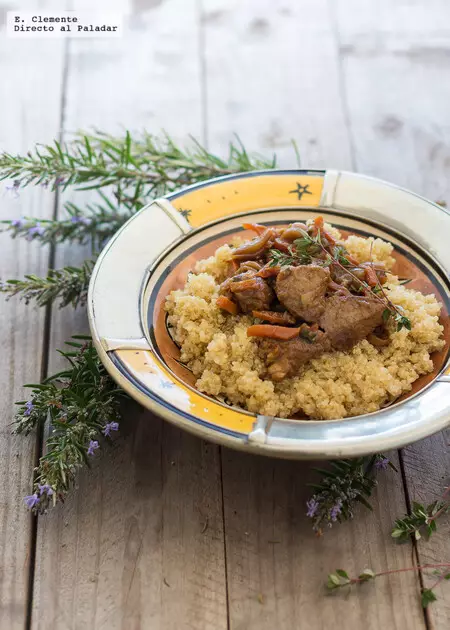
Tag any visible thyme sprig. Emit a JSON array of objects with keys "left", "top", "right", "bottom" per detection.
[
  {"left": 268, "top": 248, "right": 296, "bottom": 267},
  {"left": 391, "top": 485, "right": 450, "bottom": 542},
  {"left": 16, "top": 337, "right": 128, "bottom": 512},
  {"left": 326, "top": 483, "right": 450, "bottom": 608},
  {"left": 306, "top": 454, "right": 394, "bottom": 534},
  {"left": 0, "top": 260, "right": 94, "bottom": 308},
  {"left": 327, "top": 564, "right": 450, "bottom": 608}
]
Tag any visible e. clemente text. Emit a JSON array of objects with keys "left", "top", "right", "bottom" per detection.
[{"left": 14, "top": 16, "right": 118, "bottom": 32}]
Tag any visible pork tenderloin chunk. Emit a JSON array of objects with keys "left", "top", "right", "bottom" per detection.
[
  {"left": 319, "top": 294, "right": 385, "bottom": 350},
  {"left": 275, "top": 265, "right": 330, "bottom": 322},
  {"left": 228, "top": 275, "right": 274, "bottom": 313},
  {"left": 261, "top": 331, "right": 331, "bottom": 381}
]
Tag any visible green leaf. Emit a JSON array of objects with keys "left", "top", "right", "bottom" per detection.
[
  {"left": 412, "top": 501, "right": 427, "bottom": 515},
  {"left": 336, "top": 569, "right": 349, "bottom": 579},
  {"left": 327, "top": 573, "right": 341, "bottom": 589},
  {"left": 358, "top": 569, "right": 375, "bottom": 581},
  {"left": 421, "top": 589, "right": 437, "bottom": 608}
]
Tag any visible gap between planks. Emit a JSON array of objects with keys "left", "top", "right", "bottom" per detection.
[{"left": 25, "top": 35, "right": 72, "bottom": 630}]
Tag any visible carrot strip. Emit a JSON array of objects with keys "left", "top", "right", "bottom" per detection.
[
  {"left": 322, "top": 229, "right": 337, "bottom": 246},
  {"left": 229, "top": 278, "right": 259, "bottom": 292},
  {"left": 314, "top": 216, "right": 324, "bottom": 230},
  {"left": 247, "top": 325, "right": 300, "bottom": 341},
  {"left": 242, "top": 223, "right": 267, "bottom": 235},
  {"left": 252, "top": 310, "right": 296, "bottom": 325},
  {"left": 216, "top": 296, "right": 238, "bottom": 315},
  {"left": 345, "top": 252, "right": 360, "bottom": 266},
  {"left": 256, "top": 266, "right": 280, "bottom": 278},
  {"left": 364, "top": 266, "right": 379, "bottom": 287}
]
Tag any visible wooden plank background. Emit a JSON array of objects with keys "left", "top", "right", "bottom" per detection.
[{"left": 0, "top": 1, "right": 448, "bottom": 629}]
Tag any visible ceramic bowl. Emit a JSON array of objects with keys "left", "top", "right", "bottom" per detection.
[{"left": 88, "top": 170, "right": 450, "bottom": 458}]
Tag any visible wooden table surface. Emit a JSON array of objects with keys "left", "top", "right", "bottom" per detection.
[{"left": 1, "top": 1, "right": 449, "bottom": 628}]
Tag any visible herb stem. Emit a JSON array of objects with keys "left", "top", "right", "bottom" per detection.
[
  {"left": 316, "top": 232, "right": 401, "bottom": 317},
  {"left": 428, "top": 485, "right": 450, "bottom": 523},
  {"left": 348, "top": 563, "right": 450, "bottom": 585}
]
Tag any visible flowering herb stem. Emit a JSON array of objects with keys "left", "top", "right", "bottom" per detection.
[
  {"left": 0, "top": 260, "right": 94, "bottom": 308},
  {"left": 306, "top": 454, "right": 395, "bottom": 534},
  {"left": 0, "top": 193, "right": 135, "bottom": 249},
  {"left": 17, "top": 337, "right": 128, "bottom": 513}
]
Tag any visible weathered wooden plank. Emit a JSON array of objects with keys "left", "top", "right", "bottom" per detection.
[
  {"left": 332, "top": 0, "right": 450, "bottom": 200},
  {"left": 202, "top": 0, "right": 354, "bottom": 169},
  {"left": 402, "top": 432, "right": 450, "bottom": 629},
  {"left": 220, "top": 450, "right": 424, "bottom": 630},
  {"left": 0, "top": 1, "right": 66, "bottom": 626},
  {"left": 202, "top": 0, "right": 427, "bottom": 627},
  {"left": 32, "top": 1, "right": 228, "bottom": 629},
  {"left": 333, "top": 2, "right": 450, "bottom": 626}
]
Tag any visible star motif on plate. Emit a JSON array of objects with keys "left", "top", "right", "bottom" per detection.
[
  {"left": 289, "top": 182, "right": 312, "bottom": 200},
  {"left": 179, "top": 208, "right": 192, "bottom": 223}
]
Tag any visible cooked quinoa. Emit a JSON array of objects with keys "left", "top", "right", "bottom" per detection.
[{"left": 165, "top": 224, "right": 445, "bottom": 419}]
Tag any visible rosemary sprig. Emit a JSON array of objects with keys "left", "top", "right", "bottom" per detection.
[
  {"left": 391, "top": 486, "right": 450, "bottom": 542},
  {"left": 326, "top": 564, "right": 450, "bottom": 608},
  {"left": 0, "top": 260, "right": 94, "bottom": 308},
  {"left": 1, "top": 191, "right": 137, "bottom": 249},
  {"left": 306, "top": 454, "right": 394, "bottom": 533},
  {"left": 17, "top": 337, "right": 128, "bottom": 512},
  {"left": 0, "top": 131, "right": 275, "bottom": 194}
]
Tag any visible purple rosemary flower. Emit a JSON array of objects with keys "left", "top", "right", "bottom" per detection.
[
  {"left": 24, "top": 400, "right": 34, "bottom": 416},
  {"left": 87, "top": 440, "right": 99, "bottom": 456},
  {"left": 41, "top": 181, "right": 49, "bottom": 189},
  {"left": 374, "top": 457, "right": 390, "bottom": 470},
  {"left": 329, "top": 499, "right": 343, "bottom": 522},
  {"left": 5, "top": 180, "right": 20, "bottom": 199},
  {"left": 11, "top": 217, "right": 25, "bottom": 228},
  {"left": 102, "top": 421, "right": 119, "bottom": 437},
  {"left": 70, "top": 215, "right": 91, "bottom": 225},
  {"left": 24, "top": 493, "right": 40, "bottom": 509},
  {"left": 306, "top": 498, "right": 320, "bottom": 518},
  {"left": 54, "top": 176, "right": 65, "bottom": 187},
  {"left": 26, "top": 223, "right": 45, "bottom": 241},
  {"left": 38, "top": 484, "right": 53, "bottom": 496}
]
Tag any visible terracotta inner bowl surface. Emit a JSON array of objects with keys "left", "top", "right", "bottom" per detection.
[{"left": 146, "top": 218, "right": 450, "bottom": 419}]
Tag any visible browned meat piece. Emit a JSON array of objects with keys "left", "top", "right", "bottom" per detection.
[
  {"left": 228, "top": 275, "right": 274, "bottom": 313},
  {"left": 319, "top": 294, "right": 385, "bottom": 350},
  {"left": 275, "top": 265, "right": 330, "bottom": 322},
  {"left": 261, "top": 331, "right": 331, "bottom": 381},
  {"left": 220, "top": 270, "right": 260, "bottom": 300}
]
